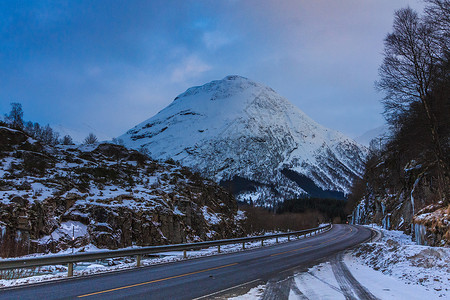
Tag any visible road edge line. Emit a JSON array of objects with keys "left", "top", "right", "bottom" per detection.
[{"left": 192, "top": 278, "right": 263, "bottom": 300}]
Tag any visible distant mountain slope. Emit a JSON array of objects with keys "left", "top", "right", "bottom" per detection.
[
  {"left": 355, "top": 125, "right": 389, "bottom": 147},
  {"left": 119, "top": 76, "right": 368, "bottom": 204},
  {"left": 52, "top": 123, "right": 111, "bottom": 144}
]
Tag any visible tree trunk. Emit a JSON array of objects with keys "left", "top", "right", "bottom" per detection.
[{"left": 420, "top": 96, "right": 449, "bottom": 205}]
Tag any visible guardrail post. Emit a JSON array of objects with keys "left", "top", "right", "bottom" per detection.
[
  {"left": 276, "top": 237, "right": 279, "bottom": 243},
  {"left": 136, "top": 255, "right": 141, "bottom": 267},
  {"left": 288, "top": 235, "right": 290, "bottom": 241},
  {"left": 218, "top": 245, "right": 221, "bottom": 253},
  {"left": 242, "top": 242, "right": 245, "bottom": 250},
  {"left": 183, "top": 250, "right": 187, "bottom": 259},
  {"left": 261, "top": 239, "right": 264, "bottom": 247},
  {"left": 68, "top": 262, "right": 73, "bottom": 277}
]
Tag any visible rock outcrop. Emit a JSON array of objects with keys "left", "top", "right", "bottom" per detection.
[{"left": 0, "top": 126, "right": 243, "bottom": 256}]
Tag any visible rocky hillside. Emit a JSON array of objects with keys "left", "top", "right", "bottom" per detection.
[
  {"left": 351, "top": 153, "right": 449, "bottom": 247},
  {"left": 0, "top": 126, "right": 243, "bottom": 256},
  {"left": 119, "top": 76, "right": 368, "bottom": 205}
]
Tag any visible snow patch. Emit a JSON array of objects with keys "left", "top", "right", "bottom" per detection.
[{"left": 202, "top": 206, "right": 221, "bottom": 225}]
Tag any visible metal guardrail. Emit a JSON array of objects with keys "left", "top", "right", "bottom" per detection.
[{"left": 0, "top": 224, "right": 331, "bottom": 277}]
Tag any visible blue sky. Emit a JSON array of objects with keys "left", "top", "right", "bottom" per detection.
[{"left": 0, "top": 0, "right": 423, "bottom": 141}]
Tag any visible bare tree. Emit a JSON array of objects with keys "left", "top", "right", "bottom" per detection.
[
  {"left": 425, "top": 0, "right": 450, "bottom": 53},
  {"left": 4, "top": 103, "right": 24, "bottom": 129},
  {"left": 24, "top": 121, "right": 34, "bottom": 134},
  {"left": 40, "top": 125, "right": 59, "bottom": 145},
  {"left": 377, "top": 8, "right": 442, "bottom": 121},
  {"left": 377, "top": 5, "right": 449, "bottom": 203},
  {"left": 84, "top": 133, "right": 98, "bottom": 145},
  {"left": 61, "top": 135, "right": 74, "bottom": 145},
  {"left": 30, "top": 122, "right": 42, "bottom": 139}
]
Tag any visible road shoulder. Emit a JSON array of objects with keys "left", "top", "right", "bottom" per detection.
[{"left": 232, "top": 225, "right": 448, "bottom": 299}]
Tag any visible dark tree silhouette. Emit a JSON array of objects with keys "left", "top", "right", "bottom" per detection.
[
  {"left": 84, "top": 133, "right": 98, "bottom": 145},
  {"left": 61, "top": 135, "right": 74, "bottom": 145},
  {"left": 4, "top": 103, "right": 24, "bottom": 129}
]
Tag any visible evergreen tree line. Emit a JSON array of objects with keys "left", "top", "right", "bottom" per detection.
[{"left": 276, "top": 197, "right": 347, "bottom": 222}]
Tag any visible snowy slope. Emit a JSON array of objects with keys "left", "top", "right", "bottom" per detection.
[
  {"left": 355, "top": 125, "right": 389, "bottom": 147},
  {"left": 52, "top": 123, "right": 111, "bottom": 144},
  {"left": 119, "top": 76, "right": 368, "bottom": 204}
]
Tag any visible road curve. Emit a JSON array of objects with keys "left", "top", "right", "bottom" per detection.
[{"left": 0, "top": 224, "right": 371, "bottom": 300}]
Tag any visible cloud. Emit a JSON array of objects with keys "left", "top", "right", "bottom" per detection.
[
  {"left": 202, "top": 31, "right": 234, "bottom": 50},
  {"left": 170, "top": 55, "right": 212, "bottom": 84}
]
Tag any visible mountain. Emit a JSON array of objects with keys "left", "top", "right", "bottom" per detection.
[
  {"left": 355, "top": 125, "right": 390, "bottom": 147},
  {"left": 119, "top": 76, "right": 368, "bottom": 204}
]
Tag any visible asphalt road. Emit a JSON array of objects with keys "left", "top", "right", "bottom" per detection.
[{"left": 0, "top": 224, "right": 371, "bottom": 299}]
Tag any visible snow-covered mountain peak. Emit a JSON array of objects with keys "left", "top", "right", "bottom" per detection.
[
  {"left": 175, "top": 75, "right": 266, "bottom": 101},
  {"left": 120, "top": 76, "right": 368, "bottom": 204}
]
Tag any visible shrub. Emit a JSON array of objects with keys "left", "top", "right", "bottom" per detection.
[{"left": 84, "top": 133, "right": 98, "bottom": 145}]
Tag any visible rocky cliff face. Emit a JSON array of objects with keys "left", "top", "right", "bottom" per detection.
[
  {"left": 119, "top": 76, "right": 368, "bottom": 205},
  {"left": 0, "top": 126, "right": 242, "bottom": 256},
  {"left": 351, "top": 154, "right": 449, "bottom": 247}
]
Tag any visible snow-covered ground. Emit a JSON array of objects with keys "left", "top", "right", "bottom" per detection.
[
  {"left": 352, "top": 225, "right": 449, "bottom": 298},
  {"left": 233, "top": 225, "right": 449, "bottom": 299}
]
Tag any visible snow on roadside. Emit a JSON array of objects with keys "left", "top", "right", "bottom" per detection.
[
  {"left": 234, "top": 255, "right": 446, "bottom": 300},
  {"left": 344, "top": 254, "right": 445, "bottom": 299},
  {"left": 0, "top": 235, "right": 297, "bottom": 288},
  {"left": 289, "top": 258, "right": 442, "bottom": 300},
  {"left": 228, "top": 285, "right": 266, "bottom": 300},
  {"left": 352, "top": 225, "right": 449, "bottom": 297}
]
